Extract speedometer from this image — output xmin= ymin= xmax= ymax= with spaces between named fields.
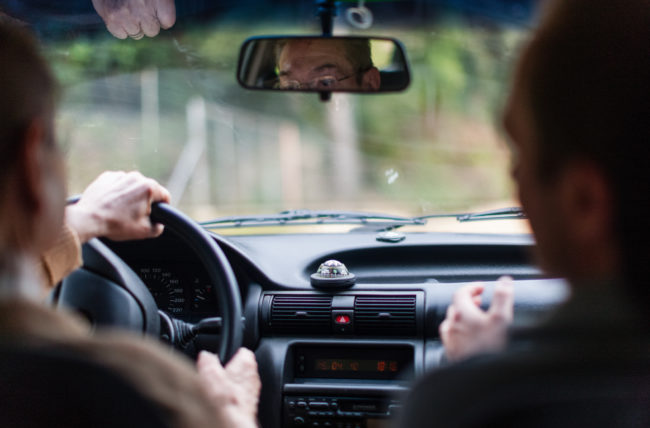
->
xmin=138 ymin=267 xmax=186 ymax=315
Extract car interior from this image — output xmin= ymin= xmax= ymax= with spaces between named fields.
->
xmin=1 ymin=1 xmax=577 ymax=427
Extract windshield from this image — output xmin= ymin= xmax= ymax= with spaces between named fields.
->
xmin=12 ymin=1 xmax=535 ymax=234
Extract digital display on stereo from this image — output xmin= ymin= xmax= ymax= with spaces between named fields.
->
xmin=294 ymin=346 xmax=413 ymax=381
xmin=314 ymin=358 xmax=401 ymax=374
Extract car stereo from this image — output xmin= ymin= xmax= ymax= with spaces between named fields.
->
xmin=284 ymin=346 xmax=412 ymax=427
xmin=283 ymin=395 xmax=400 ymax=428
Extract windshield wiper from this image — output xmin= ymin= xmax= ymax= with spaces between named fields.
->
xmin=200 ymin=209 xmax=426 ymax=229
xmin=454 ymin=207 xmax=527 ymax=222
xmin=200 ymin=207 xmax=527 ymax=231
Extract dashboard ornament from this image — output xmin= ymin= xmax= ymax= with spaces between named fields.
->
xmin=310 ymin=259 xmax=356 ymax=289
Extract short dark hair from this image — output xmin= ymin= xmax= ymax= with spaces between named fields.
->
xmin=521 ymin=0 xmax=650 ymax=293
xmin=0 ymin=22 xmax=57 ymax=173
xmin=341 ymin=38 xmax=373 ymax=72
xmin=344 ymin=38 xmax=373 ymax=85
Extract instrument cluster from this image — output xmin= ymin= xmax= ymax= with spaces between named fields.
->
xmin=136 ymin=264 xmax=217 ymax=322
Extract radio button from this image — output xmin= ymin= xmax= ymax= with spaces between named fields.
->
xmin=297 ymin=401 xmax=308 ymax=409
xmin=388 ymin=404 xmax=403 ymax=415
xmin=309 ymin=401 xmax=329 ymax=409
xmin=293 ymin=416 xmax=305 ymax=425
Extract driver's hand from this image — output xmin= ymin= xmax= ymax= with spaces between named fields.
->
xmin=91 ymin=0 xmax=176 ymax=39
xmin=66 ymin=171 xmax=171 ymax=243
xmin=439 ymin=276 xmax=514 ymax=362
xmin=197 ymin=349 xmax=261 ymax=428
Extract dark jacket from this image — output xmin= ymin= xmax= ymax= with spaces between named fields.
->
xmin=400 ymin=284 xmax=650 ymax=427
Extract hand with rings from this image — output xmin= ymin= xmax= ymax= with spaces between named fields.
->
xmin=91 ymin=0 xmax=176 ymax=40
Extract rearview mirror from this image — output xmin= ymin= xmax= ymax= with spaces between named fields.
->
xmin=237 ymin=36 xmax=410 ymax=93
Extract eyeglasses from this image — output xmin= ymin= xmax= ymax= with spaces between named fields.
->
xmin=277 ymin=72 xmax=358 ymax=90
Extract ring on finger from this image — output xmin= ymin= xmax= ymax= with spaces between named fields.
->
xmin=128 ymin=30 xmax=144 ymax=40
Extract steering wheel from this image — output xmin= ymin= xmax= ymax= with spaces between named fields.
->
xmin=55 ymin=202 xmax=243 ymax=362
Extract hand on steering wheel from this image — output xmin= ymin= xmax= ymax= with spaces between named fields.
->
xmin=57 ymin=202 xmax=243 ymax=363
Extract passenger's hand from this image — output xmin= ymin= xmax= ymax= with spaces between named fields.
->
xmin=439 ymin=276 xmax=514 ymax=362
xmin=91 ymin=0 xmax=176 ymax=40
xmin=197 ymin=349 xmax=261 ymax=428
xmin=66 ymin=171 xmax=171 ymax=243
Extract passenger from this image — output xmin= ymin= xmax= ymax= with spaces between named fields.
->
xmin=0 ymin=22 xmax=261 ymax=428
xmin=275 ymin=38 xmax=381 ymax=91
xmin=403 ymin=0 xmax=650 ymax=425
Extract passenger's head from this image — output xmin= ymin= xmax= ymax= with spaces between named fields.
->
xmin=0 ymin=23 xmax=65 ymax=264
xmin=276 ymin=38 xmax=380 ymax=91
xmin=504 ymin=0 xmax=650 ymax=287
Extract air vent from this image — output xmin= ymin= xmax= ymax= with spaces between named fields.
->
xmin=354 ymin=295 xmax=416 ymax=335
xmin=270 ymin=295 xmax=332 ymax=333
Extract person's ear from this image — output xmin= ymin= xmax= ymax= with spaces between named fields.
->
xmin=361 ymin=67 xmax=381 ymax=91
xmin=557 ymin=161 xmax=615 ymax=250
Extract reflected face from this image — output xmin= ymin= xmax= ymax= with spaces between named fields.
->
xmin=277 ymin=39 xmax=380 ymax=91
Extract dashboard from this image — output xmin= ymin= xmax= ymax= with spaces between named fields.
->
xmin=104 ymin=229 xmax=568 ymax=428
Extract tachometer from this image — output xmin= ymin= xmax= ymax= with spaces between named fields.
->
xmin=138 ymin=267 xmax=186 ymax=315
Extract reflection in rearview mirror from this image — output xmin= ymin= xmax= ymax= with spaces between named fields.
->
xmin=237 ymin=36 xmax=410 ymax=93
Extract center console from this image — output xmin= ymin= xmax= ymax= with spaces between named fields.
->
xmin=282 ymin=344 xmax=414 ymax=428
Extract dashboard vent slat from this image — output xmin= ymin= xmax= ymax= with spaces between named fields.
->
xmin=270 ymin=295 xmax=332 ymax=333
xmin=354 ymin=295 xmax=416 ymax=335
